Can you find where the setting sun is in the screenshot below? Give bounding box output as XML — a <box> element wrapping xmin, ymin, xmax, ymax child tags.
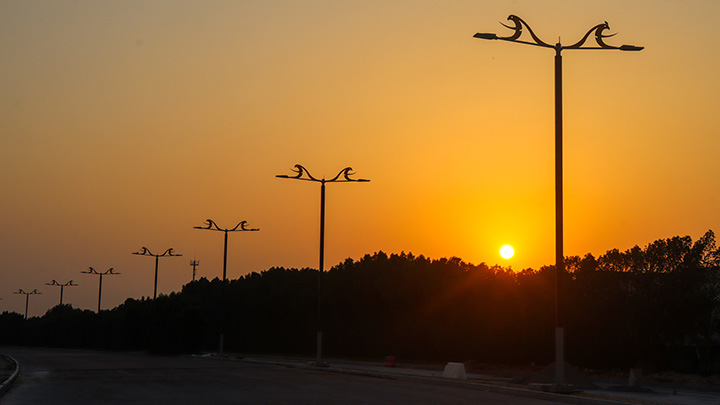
<box><xmin>1</xmin><ymin>2</ymin><xmax>718</xmax><ymax>319</ymax></box>
<box><xmin>500</xmin><ymin>245</ymin><xmax>515</xmax><ymax>259</ymax></box>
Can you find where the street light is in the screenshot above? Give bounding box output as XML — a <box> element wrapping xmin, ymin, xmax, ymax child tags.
<box><xmin>473</xmin><ymin>15</ymin><xmax>642</xmax><ymax>385</ymax></box>
<box><xmin>194</xmin><ymin>219</ymin><xmax>258</xmax><ymax>356</ymax></box>
<box><xmin>132</xmin><ymin>247</ymin><xmax>182</xmax><ymax>299</ymax></box>
<box><xmin>45</xmin><ymin>280</ymin><xmax>78</xmax><ymax>306</ymax></box>
<box><xmin>14</xmin><ymin>289</ymin><xmax>41</xmax><ymax>319</ymax></box>
<box><xmin>193</xmin><ymin>220</ymin><xmax>259</xmax><ymax>282</ymax></box>
<box><xmin>276</xmin><ymin>164</ymin><xmax>370</xmax><ymax>366</ymax></box>
<box><xmin>81</xmin><ymin>267</ymin><xmax>120</xmax><ymax>312</ymax></box>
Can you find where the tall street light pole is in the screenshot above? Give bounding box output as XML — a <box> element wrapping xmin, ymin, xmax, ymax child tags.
<box><xmin>473</xmin><ymin>15</ymin><xmax>642</xmax><ymax>386</ymax></box>
<box><xmin>45</xmin><ymin>280</ymin><xmax>78</xmax><ymax>306</ymax></box>
<box><xmin>14</xmin><ymin>289</ymin><xmax>41</xmax><ymax>319</ymax></box>
<box><xmin>132</xmin><ymin>247</ymin><xmax>182</xmax><ymax>299</ymax></box>
<box><xmin>194</xmin><ymin>219</ymin><xmax>259</xmax><ymax>356</ymax></box>
<box><xmin>81</xmin><ymin>267</ymin><xmax>120</xmax><ymax>312</ymax></box>
<box><xmin>276</xmin><ymin>164</ymin><xmax>370</xmax><ymax>366</ymax></box>
<box><xmin>193</xmin><ymin>220</ymin><xmax>259</xmax><ymax>282</ymax></box>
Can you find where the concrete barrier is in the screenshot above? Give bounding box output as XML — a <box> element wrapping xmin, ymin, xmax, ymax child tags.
<box><xmin>442</xmin><ymin>362</ymin><xmax>467</xmax><ymax>380</ymax></box>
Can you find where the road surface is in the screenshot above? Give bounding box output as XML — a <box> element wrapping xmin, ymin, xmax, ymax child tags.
<box><xmin>1</xmin><ymin>346</ymin><xmax>554</xmax><ymax>404</ymax></box>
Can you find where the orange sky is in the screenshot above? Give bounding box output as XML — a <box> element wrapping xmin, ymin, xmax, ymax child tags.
<box><xmin>2</xmin><ymin>1</ymin><xmax>719</xmax><ymax>316</ymax></box>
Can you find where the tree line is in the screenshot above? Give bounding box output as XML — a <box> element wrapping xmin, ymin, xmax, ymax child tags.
<box><xmin>1</xmin><ymin>230</ymin><xmax>719</xmax><ymax>374</ymax></box>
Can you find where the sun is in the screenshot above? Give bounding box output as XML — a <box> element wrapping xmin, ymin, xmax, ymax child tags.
<box><xmin>499</xmin><ymin>245</ymin><xmax>514</xmax><ymax>259</ymax></box>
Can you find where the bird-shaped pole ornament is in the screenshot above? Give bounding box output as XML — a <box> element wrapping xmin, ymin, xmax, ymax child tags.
<box><xmin>474</xmin><ymin>14</ymin><xmax>643</xmax><ymax>51</ymax></box>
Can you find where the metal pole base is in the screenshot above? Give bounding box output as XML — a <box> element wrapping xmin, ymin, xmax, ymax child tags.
<box><xmin>555</xmin><ymin>327</ymin><xmax>565</xmax><ymax>384</ymax></box>
<box><xmin>219</xmin><ymin>333</ymin><xmax>225</xmax><ymax>358</ymax></box>
<box><xmin>313</xmin><ymin>332</ymin><xmax>328</xmax><ymax>367</ymax></box>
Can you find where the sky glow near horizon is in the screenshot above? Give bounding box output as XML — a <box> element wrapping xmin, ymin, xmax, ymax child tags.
<box><xmin>1</xmin><ymin>1</ymin><xmax>719</xmax><ymax>316</ymax></box>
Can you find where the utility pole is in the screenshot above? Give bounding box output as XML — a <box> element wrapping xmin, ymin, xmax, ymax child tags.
<box><xmin>190</xmin><ymin>259</ymin><xmax>199</xmax><ymax>281</ymax></box>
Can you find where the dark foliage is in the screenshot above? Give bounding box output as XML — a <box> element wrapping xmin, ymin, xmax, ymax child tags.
<box><xmin>1</xmin><ymin>231</ymin><xmax>719</xmax><ymax>373</ymax></box>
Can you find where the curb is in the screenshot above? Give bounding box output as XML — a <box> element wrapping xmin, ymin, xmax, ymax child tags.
<box><xmin>0</xmin><ymin>354</ymin><xmax>20</xmax><ymax>398</ymax></box>
<box><xmin>238</xmin><ymin>357</ymin><xmax>630</xmax><ymax>405</ymax></box>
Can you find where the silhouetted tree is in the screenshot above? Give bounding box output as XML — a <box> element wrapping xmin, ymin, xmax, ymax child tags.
<box><xmin>3</xmin><ymin>231</ymin><xmax>719</xmax><ymax>373</ymax></box>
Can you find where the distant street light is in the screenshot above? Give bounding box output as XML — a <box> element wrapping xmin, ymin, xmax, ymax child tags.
<box><xmin>473</xmin><ymin>15</ymin><xmax>642</xmax><ymax>385</ymax></box>
<box><xmin>193</xmin><ymin>220</ymin><xmax>259</xmax><ymax>282</ymax></box>
<box><xmin>194</xmin><ymin>219</ymin><xmax>258</xmax><ymax>356</ymax></box>
<box><xmin>45</xmin><ymin>280</ymin><xmax>79</xmax><ymax>306</ymax></box>
<box><xmin>81</xmin><ymin>267</ymin><xmax>120</xmax><ymax>312</ymax></box>
<box><xmin>276</xmin><ymin>164</ymin><xmax>370</xmax><ymax>366</ymax></box>
<box><xmin>132</xmin><ymin>247</ymin><xmax>182</xmax><ymax>299</ymax></box>
<box><xmin>14</xmin><ymin>289</ymin><xmax>41</xmax><ymax>319</ymax></box>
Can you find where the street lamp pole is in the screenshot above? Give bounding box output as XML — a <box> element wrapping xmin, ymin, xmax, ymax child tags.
<box><xmin>132</xmin><ymin>247</ymin><xmax>182</xmax><ymax>299</ymax></box>
<box><xmin>473</xmin><ymin>15</ymin><xmax>642</xmax><ymax>385</ymax></box>
<box><xmin>14</xmin><ymin>289</ymin><xmax>41</xmax><ymax>319</ymax></box>
<box><xmin>193</xmin><ymin>220</ymin><xmax>259</xmax><ymax>282</ymax></box>
<box><xmin>194</xmin><ymin>219</ymin><xmax>259</xmax><ymax>356</ymax></box>
<box><xmin>81</xmin><ymin>267</ymin><xmax>120</xmax><ymax>312</ymax></box>
<box><xmin>45</xmin><ymin>280</ymin><xmax>79</xmax><ymax>306</ymax></box>
<box><xmin>276</xmin><ymin>164</ymin><xmax>369</xmax><ymax>366</ymax></box>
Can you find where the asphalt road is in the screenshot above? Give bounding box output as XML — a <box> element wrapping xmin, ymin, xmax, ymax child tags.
<box><xmin>0</xmin><ymin>346</ymin><xmax>556</xmax><ymax>404</ymax></box>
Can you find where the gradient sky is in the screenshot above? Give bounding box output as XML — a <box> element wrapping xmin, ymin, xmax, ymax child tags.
<box><xmin>2</xmin><ymin>1</ymin><xmax>719</xmax><ymax>316</ymax></box>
